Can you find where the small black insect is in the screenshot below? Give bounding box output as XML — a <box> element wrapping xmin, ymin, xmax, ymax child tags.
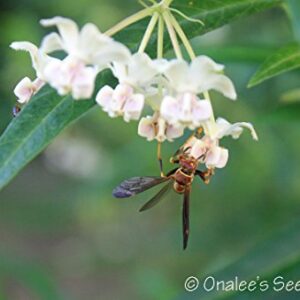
<box><xmin>12</xmin><ymin>104</ymin><xmax>21</xmax><ymax>117</ymax></box>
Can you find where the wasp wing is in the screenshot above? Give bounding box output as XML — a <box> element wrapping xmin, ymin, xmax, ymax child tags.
<box><xmin>113</xmin><ymin>176</ymin><xmax>169</xmax><ymax>198</ymax></box>
<box><xmin>182</xmin><ymin>187</ymin><xmax>191</xmax><ymax>250</ymax></box>
<box><xmin>139</xmin><ymin>181</ymin><xmax>172</xmax><ymax>212</ymax></box>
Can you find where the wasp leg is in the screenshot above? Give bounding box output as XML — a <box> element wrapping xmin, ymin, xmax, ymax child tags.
<box><xmin>157</xmin><ymin>142</ymin><xmax>165</xmax><ymax>177</ymax></box>
<box><xmin>196</xmin><ymin>168</ymin><xmax>215</xmax><ymax>184</ymax></box>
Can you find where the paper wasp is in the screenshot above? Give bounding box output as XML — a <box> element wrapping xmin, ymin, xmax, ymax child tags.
<box><xmin>113</xmin><ymin>132</ymin><xmax>214</xmax><ymax>249</ymax></box>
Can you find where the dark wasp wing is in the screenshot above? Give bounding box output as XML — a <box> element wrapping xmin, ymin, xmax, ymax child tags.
<box><xmin>113</xmin><ymin>176</ymin><xmax>169</xmax><ymax>198</ymax></box>
<box><xmin>182</xmin><ymin>186</ymin><xmax>191</xmax><ymax>250</ymax></box>
<box><xmin>139</xmin><ymin>181</ymin><xmax>173</xmax><ymax>212</ymax></box>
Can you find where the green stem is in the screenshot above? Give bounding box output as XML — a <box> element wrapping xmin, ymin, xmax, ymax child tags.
<box><xmin>157</xmin><ymin>15</ymin><xmax>164</xmax><ymax>59</ymax></box>
<box><xmin>105</xmin><ymin>8</ymin><xmax>152</xmax><ymax>36</ymax></box>
<box><xmin>163</xmin><ymin>11</ymin><xmax>183</xmax><ymax>59</ymax></box>
<box><xmin>138</xmin><ymin>13</ymin><xmax>159</xmax><ymax>53</ymax></box>
<box><xmin>169</xmin><ymin>12</ymin><xmax>216</xmax><ymax>123</ymax></box>
<box><xmin>168</xmin><ymin>12</ymin><xmax>196</xmax><ymax>59</ymax></box>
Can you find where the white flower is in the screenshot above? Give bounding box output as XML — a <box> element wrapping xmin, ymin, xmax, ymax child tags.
<box><xmin>38</xmin><ymin>16</ymin><xmax>131</xmax><ymax>99</ymax></box>
<box><xmin>188</xmin><ymin>136</ymin><xmax>229</xmax><ymax>169</ymax></box>
<box><xmin>204</xmin><ymin>117</ymin><xmax>258</xmax><ymax>141</ymax></box>
<box><xmin>111</xmin><ymin>52</ymin><xmax>159</xmax><ymax>90</ymax></box>
<box><xmin>138</xmin><ymin>113</ymin><xmax>184</xmax><ymax>142</ymax></box>
<box><xmin>160</xmin><ymin>92</ymin><xmax>213</xmax><ymax>129</ymax></box>
<box><xmin>96</xmin><ymin>84</ymin><xmax>144</xmax><ymax>122</ymax></box>
<box><xmin>10</xmin><ymin>41</ymin><xmax>57</xmax><ymax>103</ymax></box>
<box><xmin>43</xmin><ymin>56</ymin><xmax>98</xmax><ymax>99</ymax></box>
<box><xmin>185</xmin><ymin>118</ymin><xmax>258</xmax><ymax>169</ymax></box>
<box><xmin>14</xmin><ymin>77</ymin><xmax>45</xmax><ymax>104</ymax></box>
<box><xmin>163</xmin><ymin>56</ymin><xmax>237</xmax><ymax>100</ymax></box>
<box><xmin>40</xmin><ymin>16</ymin><xmax>130</xmax><ymax>66</ymax></box>
<box><xmin>10</xmin><ymin>41</ymin><xmax>57</xmax><ymax>81</ymax></box>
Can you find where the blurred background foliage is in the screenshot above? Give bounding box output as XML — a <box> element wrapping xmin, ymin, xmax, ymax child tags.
<box><xmin>0</xmin><ymin>0</ymin><xmax>300</xmax><ymax>299</ymax></box>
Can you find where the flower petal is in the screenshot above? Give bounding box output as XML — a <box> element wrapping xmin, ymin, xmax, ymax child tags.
<box><xmin>40</xmin><ymin>32</ymin><xmax>63</xmax><ymax>53</ymax></box>
<box><xmin>138</xmin><ymin>116</ymin><xmax>156</xmax><ymax>141</ymax></box>
<box><xmin>40</xmin><ymin>17</ymin><xmax>79</xmax><ymax>53</ymax></box>
<box><xmin>165</xmin><ymin>124</ymin><xmax>184</xmax><ymax>141</ymax></box>
<box><xmin>160</xmin><ymin>96</ymin><xmax>179</xmax><ymax>125</ymax></box>
<box><xmin>164</xmin><ymin>59</ymin><xmax>189</xmax><ymax>91</ymax></box>
<box><xmin>127</xmin><ymin>53</ymin><xmax>158</xmax><ymax>86</ymax></box>
<box><xmin>14</xmin><ymin>77</ymin><xmax>34</xmax><ymax>104</ymax></box>
<box><xmin>96</xmin><ymin>85</ymin><xmax>114</xmax><ymax>111</ymax></box>
<box><xmin>123</xmin><ymin>93</ymin><xmax>144</xmax><ymax>122</ymax></box>
<box><xmin>206</xmin><ymin>146</ymin><xmax>229</xmax><ymax>169</ymax></box>
<box><xmin>72</xmin><ymin>66</ymin><xmax>97</xmax><ymax>100</ymax></box>
<box><xmin>190</xmin><ymin>140</ymin><xmax>206</xmax><ymax>159</ymax></box>
<box><xmin>216</xmin><ymin>117</ymin><xmax>258</xmax><ymax>140</ymax></box>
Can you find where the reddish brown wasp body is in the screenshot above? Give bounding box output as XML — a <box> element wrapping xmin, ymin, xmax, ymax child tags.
<box><xmin>113</xmin><ymin>142</ymin><xmax>214</xmax><ymax>249</ymax></box>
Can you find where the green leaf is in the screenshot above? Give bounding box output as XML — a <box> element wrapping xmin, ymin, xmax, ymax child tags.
<box><xmin>248</xmin><ymin>43</ymin><xmax>300</xmax><ymax>87</ymax></box>
<box><xmin>177</xmin><ymin>219</ymin><xmax>300</xmax><ymax>300</ymax></box>
<box><xmin>286</xmin><ymin>0</ymin><xmax>300</xmax><ymax>42</ymax></box>
<box><xmin>0</xmin><ymin>0</ymin><xmax>283</xmax><ymax>190</ymax></box>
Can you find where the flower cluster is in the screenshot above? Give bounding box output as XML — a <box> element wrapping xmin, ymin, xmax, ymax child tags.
<box><xmin>11</xmin><ymin>3</ymin><xmax>258</xmax><ymax>171</ymax></box>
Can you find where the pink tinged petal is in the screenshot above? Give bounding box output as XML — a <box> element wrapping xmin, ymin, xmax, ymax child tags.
<box><xmin>123</xmin><ymin>93</ymin><xmax>144</xmax><ymax>122</ymax></box>
<box><xmin>216</xmin><ymin>148</ymin><xmax>229</xmax><ymax>168</ymax></box>
<box><xmin>206</xmin><ymin>146</ymin><xmax>229</xmax><ymax>169</ymax></box>
<box><xmin>44</xmin><ymin>59</ymin><xmax>71</xmax><ymax>94</ymax></box>
<box><xmin>160</xmin><ymin>96</ymin><xmax>179</xmax><ymax>125</ymax></box>
<box><xmin>138</xmin><ymin>117</ymin><xmax>156</xmax><ymax>141</ymax></box>
<box><xmin>72</xmin><ymin>67</ymin><xmax>97</xmax><ymax>100</ymax></box>
<box><xmin>33</xmin><ymin>78</ymin><xmax>45</xmax><ymax>91</ymax></box>
<box><xmin>14</xmin><ymin>77</ymin><xmax>34</xmax><ymax>104</ymax></box>
<box><xmin>40</xmin><ymin>17</ymin><xmax>79</xmax><ymax>53</ymax></box>
<box><xmin>178</xmin><ymin>92</ymin><xmax>193</xmax><ymax>123</ymax></box>
<box><xmin>190</xmin><ymin>140</ymin><xmax>206</xmax><ymax>159</ymax></box>
<box><xmin>192</xmin><ymin>99</ymin><xmax>213</xmax><ymax>122</ymax></box>
<box><xmin>165</xmin><ymin>124</ymin><xmax>184</xmax><ymax>141</ymax></box>
<box><xmin>113</xmin><ymin>84</ymin><xmax>134</xmax><ymax>102</ymax></box>
<box><xmin>96</xmin><ymin>85</ymin><xmax>114</xmax><ymax>112</ymax></box>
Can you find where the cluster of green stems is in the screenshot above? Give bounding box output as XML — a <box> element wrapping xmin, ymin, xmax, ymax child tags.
<box><xmin>105</xmin><ymin>0</ymin><xmax>215</xmax><ymax>122</ymax></box>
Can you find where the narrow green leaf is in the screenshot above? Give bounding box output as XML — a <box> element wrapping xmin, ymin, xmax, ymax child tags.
<box><xmin>177</xmin><ymin>219</ymin><xmax>300</xmax><ymax>300</ymax></box>
<box><xmin>0</xmin><ymin>0</ymin><xmax>283</xmax><ymax>190</ymax></box>
<box><xmin>0</xmin><ymin>72</ymin><xmax>114</xmax><ymax>190</ymax></box>
<box><xmin>248</xmin><ymin>43</ymin><xmax>300</xmax><ymax>87</ymax></box>
<box><xmin>286</xmin><ymin>0</ymin><xmax>300</xmax><ymax>42</ymax></box>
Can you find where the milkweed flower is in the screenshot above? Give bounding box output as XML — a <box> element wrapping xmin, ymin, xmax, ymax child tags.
<box><xmin>159</xmin><ymin>56</ymin><xmax>237</xmax><ymax>130</ymax></box>
<box><xmin>160</xmin><ymin>92</ymin><xmax>212</xmax><ymax>130</ymax></box>
<box><xmin>96</xmin><ymin>53</ymin><xmax>159</xmax><ymax>121</ymax></box>
<box><xmin>10</xmin><ymin>41</ymin><xmax>58</xmax><ymax>103</ymax></box>
<box><xmin>96</xmin><ymin>84</ymin><xmax>144</xmax><ymax>122</ymax></box>
<box><xmin>138</xmin><ymin>113</ymin><xmax>184</xmax><ymax>142</ymax></box>
<box><xmin>163</xmin><ymin>56</ymin><xmax>237</xmax><ymax>99</ymax></box>
<box><xmin>39</xmin><ymin>16</ymin><xmax>130</xmax><ymax>100</ymax></box>
<box><xmin>186</xmin><ymin>118</ymin><xmax>258</xmax><ymax>169</ymax></box>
